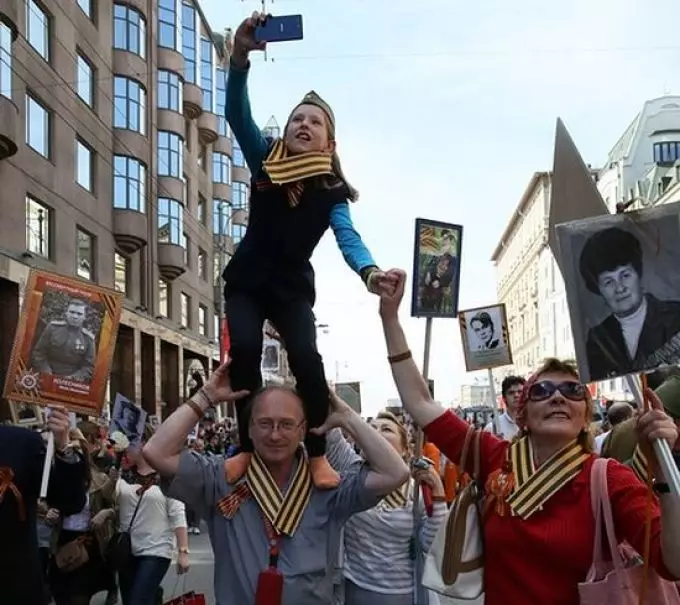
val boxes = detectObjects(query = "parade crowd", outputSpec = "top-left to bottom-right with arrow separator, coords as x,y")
3,11 -> 680,605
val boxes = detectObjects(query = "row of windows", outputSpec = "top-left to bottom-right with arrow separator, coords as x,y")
653,141 -> 680,164
23,89 -> 245,219
27,195 -> 96,279
157,278 -> 211,336
28,192 -> 230,337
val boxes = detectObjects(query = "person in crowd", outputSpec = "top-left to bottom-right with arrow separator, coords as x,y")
143,358 -> 409,604
378,268 -> 680,605
601,366 -> 680,471
115,425 -> 189,605
78,421 -> 116,473
222,11 -> 397,490
579,227 -> 680,379
484,375 -> 525,439
48,428 -> 117,605
338,411 -> 448,605
1,406 -> 88,605
594,400 -> 634,454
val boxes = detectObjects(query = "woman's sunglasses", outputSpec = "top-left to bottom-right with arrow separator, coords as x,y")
528,380 -> 586,402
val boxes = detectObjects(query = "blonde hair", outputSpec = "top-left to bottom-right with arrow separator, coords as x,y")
375,411 -> 411,459
516,357 -> 595,453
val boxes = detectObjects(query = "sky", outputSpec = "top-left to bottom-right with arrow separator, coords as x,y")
200,0 -> 680,416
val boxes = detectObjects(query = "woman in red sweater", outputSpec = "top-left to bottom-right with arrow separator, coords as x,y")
378,269 -> 680,605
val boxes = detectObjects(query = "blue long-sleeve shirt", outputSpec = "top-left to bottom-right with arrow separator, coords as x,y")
224,65 -> 376,275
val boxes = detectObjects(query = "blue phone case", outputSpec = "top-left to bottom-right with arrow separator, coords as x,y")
254,15 -> 304,43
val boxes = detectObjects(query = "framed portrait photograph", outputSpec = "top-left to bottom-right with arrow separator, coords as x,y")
2,269 -> 123,416
9,401 -> 43,427
109,393 -> 147,450
411,218 -> 463,318
458,303 -> 513,372
261,338 -> 280,373
556,203 -> 680,383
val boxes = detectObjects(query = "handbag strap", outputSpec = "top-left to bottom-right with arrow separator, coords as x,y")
126,487 -> 146,533
590,458 -> 626,574
458,427 -> 482,485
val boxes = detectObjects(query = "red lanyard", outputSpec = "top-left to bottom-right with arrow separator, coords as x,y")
262,513 -> 283,569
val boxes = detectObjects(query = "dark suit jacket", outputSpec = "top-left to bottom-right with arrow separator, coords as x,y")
0,426 -> 87,605
586,294 -> 680,381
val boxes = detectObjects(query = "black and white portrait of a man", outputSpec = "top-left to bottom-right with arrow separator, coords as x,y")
110,393 -> 147,448
557,206 -> 680,382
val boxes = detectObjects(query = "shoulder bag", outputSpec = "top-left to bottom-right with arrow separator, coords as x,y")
422,427 -> 485,603
578,457 -> 680,604
105,486 -> 146,570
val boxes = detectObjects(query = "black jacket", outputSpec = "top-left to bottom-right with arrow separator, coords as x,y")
223,171 -> 350,305
585,294 -> 680,381
0,425 -> 87,605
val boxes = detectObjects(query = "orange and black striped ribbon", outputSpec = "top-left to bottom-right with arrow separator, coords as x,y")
506,437 -> 589,520
217,450 -> 312,537
262,139 -> 333,207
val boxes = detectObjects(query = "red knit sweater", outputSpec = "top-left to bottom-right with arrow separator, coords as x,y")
424,410 -> 676,605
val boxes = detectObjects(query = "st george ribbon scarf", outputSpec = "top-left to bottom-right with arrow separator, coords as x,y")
505,437 -> 590,520
262,139 -> 333,208
217,450 -> 313,537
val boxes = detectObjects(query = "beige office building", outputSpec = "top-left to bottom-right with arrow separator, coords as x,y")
0,0 -> 256,420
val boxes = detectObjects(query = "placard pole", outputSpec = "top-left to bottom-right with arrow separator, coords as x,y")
488,367 -> 501,434
39,432 -> 54,499
625,375 -> 680,498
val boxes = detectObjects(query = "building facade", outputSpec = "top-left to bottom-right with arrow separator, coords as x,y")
491,96 -> 680,398
491,172 -> 551,378
0,0 -> 255,421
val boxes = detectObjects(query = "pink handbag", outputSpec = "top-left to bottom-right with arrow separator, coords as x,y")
578,458 -> 680,604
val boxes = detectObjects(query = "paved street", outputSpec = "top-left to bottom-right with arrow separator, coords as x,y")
92,525 -> 216,605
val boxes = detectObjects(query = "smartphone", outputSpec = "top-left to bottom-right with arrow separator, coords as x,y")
254,14 -> 304,43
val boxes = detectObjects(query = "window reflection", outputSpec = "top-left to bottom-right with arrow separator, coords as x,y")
113,156 -> 146,212
158,70 -> 182,111
26,196 -> 51,257
27,0 -> 49,61
158,131 -> 183,178
113,76 -> 146,134
26,94 -> 50,157
182,2 -> 197,83
76,228 -> 94,281
212,153 -> 231,184
200,37 -> 213,111
113,4 -> 146,58
158,0 -> 178,50
0,23 -> 13,98
158,197 -> 182,245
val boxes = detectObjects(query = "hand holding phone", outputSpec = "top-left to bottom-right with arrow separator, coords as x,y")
254,14 -> 304,43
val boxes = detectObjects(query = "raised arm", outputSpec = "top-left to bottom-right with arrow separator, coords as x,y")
314,392 -> 409,497
143,360 -> 249,478
378,270 -> 507,480
226,13 -> 271,174
378,269 -> 445,428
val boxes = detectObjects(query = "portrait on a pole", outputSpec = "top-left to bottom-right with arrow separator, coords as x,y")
261,338 -> 281,373
335,381 -> 362,414
2,269 -> 123,416
110,393 -> 147,450
556,204 -> 680,383
411,218 -> 463,318
458,303 -> 513,372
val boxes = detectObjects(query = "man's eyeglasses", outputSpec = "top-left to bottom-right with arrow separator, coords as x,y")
252,418 -> 304,433
528,381 -> 586,402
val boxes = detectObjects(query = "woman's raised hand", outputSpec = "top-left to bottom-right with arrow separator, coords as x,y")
232,11 -> 268,61
379,269 -> 407,321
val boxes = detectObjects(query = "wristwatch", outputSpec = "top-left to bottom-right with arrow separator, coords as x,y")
178,547 -> 190,555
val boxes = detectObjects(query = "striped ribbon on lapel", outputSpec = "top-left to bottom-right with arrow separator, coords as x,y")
506,437 -> 589,520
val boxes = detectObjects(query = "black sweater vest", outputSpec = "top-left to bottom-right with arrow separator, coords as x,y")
223,173 -> 349,305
